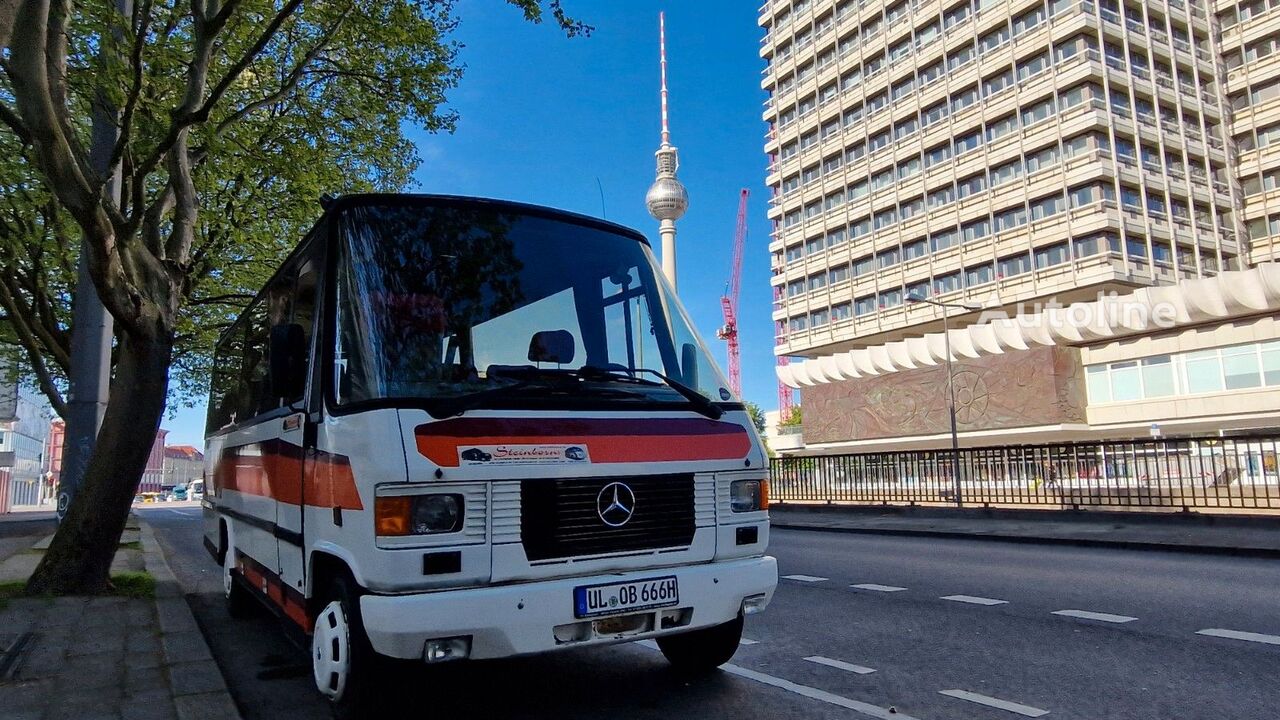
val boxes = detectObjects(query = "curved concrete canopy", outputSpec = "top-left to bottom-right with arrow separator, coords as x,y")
777,264 -> 1280,389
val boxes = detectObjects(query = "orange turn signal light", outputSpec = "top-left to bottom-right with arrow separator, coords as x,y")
760,478 -> 770,510
374,496 -> 411,536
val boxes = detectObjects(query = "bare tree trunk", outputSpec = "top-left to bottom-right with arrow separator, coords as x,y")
25,327 -> 173,595
0,0 -> 17,53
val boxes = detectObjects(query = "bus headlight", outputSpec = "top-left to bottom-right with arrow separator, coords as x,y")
375,494 -> 464,536
729,479 -> 769,513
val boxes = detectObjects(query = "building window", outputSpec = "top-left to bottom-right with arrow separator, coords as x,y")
879,289 -> 903,308
1034,242 -> 1069,269
1183,349 -> 1223,394
933,271 -> 961,295
965,262 -> 994,286
1222,346 -> 1262,390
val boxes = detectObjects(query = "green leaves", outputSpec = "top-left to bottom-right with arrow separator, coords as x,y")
1,0 -> 588,411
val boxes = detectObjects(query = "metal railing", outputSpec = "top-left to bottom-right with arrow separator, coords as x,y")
770,435 -> 1280,512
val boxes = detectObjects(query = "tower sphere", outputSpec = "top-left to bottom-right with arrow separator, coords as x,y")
646,177 -> 689,221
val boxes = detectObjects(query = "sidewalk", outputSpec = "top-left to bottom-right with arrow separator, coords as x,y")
770,504 -> 1280,557
0,517 -> 240,720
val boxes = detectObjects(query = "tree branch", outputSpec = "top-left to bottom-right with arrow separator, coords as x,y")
213,7 -> 351,137
0,102 -> 32,144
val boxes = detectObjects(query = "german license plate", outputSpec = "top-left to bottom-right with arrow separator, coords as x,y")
573,576 -> 679,618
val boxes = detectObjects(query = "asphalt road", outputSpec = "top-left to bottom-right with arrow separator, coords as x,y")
139,506 -> 1280,719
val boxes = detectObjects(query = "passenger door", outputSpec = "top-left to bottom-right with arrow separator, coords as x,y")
272,261 -> 320,602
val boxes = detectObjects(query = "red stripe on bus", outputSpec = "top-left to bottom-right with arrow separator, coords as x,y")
236,551 -> 312,632
414,418 -> 751,467
213,439 -> 363,510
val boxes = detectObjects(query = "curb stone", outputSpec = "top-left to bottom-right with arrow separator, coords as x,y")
770,521 -> 1280,557
138,519 -> 243,720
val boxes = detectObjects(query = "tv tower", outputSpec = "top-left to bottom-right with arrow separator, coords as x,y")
645,11 -> 689,291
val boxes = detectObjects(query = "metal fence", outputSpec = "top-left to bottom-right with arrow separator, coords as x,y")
770,434 -> 1280,512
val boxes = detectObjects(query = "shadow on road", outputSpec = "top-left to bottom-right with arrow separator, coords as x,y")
187,588 -> 751,720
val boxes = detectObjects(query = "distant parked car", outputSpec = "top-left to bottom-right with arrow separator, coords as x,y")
189,480 -> 204,501
171,485 -> 188,501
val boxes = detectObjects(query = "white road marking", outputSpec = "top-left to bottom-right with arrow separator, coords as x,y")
939,689 -> 1049,717
783,574 -> 829,583
940,594 -> 1008,606
168,509 -> 196,517
633,640 -> 912,718
739,638 -> 759,645
1052,609 -> 1137,624
804,655 -> 876,675
1196,628 -> 1280,646
851,583 -> 908,592
723,664 -> 923,720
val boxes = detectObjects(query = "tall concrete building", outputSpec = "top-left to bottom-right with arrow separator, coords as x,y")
760,0 -> 1280,451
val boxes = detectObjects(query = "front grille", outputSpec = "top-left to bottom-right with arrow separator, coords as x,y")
521,475 -> 696,561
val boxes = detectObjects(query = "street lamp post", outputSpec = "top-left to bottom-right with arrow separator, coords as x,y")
907,294 -> 982,507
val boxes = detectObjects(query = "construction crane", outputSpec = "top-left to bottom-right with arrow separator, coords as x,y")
717,189 -> 749,397
777,356 -> 794,420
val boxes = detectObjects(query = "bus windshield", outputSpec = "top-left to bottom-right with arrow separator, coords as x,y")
332,200 -> 732,412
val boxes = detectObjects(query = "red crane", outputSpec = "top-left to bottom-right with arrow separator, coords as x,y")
777,356 -> 794,419
717,189 -> 749,397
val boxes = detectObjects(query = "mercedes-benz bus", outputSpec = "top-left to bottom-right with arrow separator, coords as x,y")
202,194 -> 777,716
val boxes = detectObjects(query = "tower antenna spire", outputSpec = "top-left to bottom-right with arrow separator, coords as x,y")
660,11 -> 670,144
646,11 -> 688,291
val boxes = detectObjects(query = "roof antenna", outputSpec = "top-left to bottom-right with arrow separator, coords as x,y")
596,177 -> 607,219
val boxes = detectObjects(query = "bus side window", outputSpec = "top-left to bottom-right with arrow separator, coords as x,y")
207,323 -> 246,430
284,269 -> 318,406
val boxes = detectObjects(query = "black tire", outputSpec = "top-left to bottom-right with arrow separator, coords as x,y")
313,575 -> 381,719
656,615 -> 744,674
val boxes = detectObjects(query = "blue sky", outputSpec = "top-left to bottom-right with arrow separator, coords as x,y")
164,0 -> 779,445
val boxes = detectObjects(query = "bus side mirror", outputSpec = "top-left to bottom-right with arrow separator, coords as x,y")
269,323 -> 308,400
680,342 -> 699,389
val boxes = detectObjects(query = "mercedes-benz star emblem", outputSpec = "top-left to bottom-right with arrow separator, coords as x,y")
596,482 -> 636,527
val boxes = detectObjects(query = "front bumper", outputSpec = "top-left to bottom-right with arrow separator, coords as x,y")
360,555 -> 778,660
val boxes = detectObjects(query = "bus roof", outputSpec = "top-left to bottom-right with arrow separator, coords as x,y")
326,193 -> 651,246
209,193 -> 652,349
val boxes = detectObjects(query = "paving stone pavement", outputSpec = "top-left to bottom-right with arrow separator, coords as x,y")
0,520 -> 240,720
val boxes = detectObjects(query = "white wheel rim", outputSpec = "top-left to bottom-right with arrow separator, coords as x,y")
312,600 -> 351,702
222,540 -> 234,599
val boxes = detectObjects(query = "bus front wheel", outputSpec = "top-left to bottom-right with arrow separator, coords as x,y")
312,576 -> 379,718
656,615 -> 744,674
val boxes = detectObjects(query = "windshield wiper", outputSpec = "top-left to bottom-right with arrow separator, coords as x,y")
427,371 -> 647,418
426,380 -> 539,419
578,365 -> 723,419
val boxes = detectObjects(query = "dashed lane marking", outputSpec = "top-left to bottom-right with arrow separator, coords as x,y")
739,638 -> 759,645
940,594 -> 1008,606
723,664 -> 924,720
633,640 -> 917,719
939,689 -> 1049,717
804,655 -> 876,674
167,509 -> 196,517
1052,609 -> 1137,623
1196,628 -> 1280,646
850,583 -> 908,592
783,574 -> 829,583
